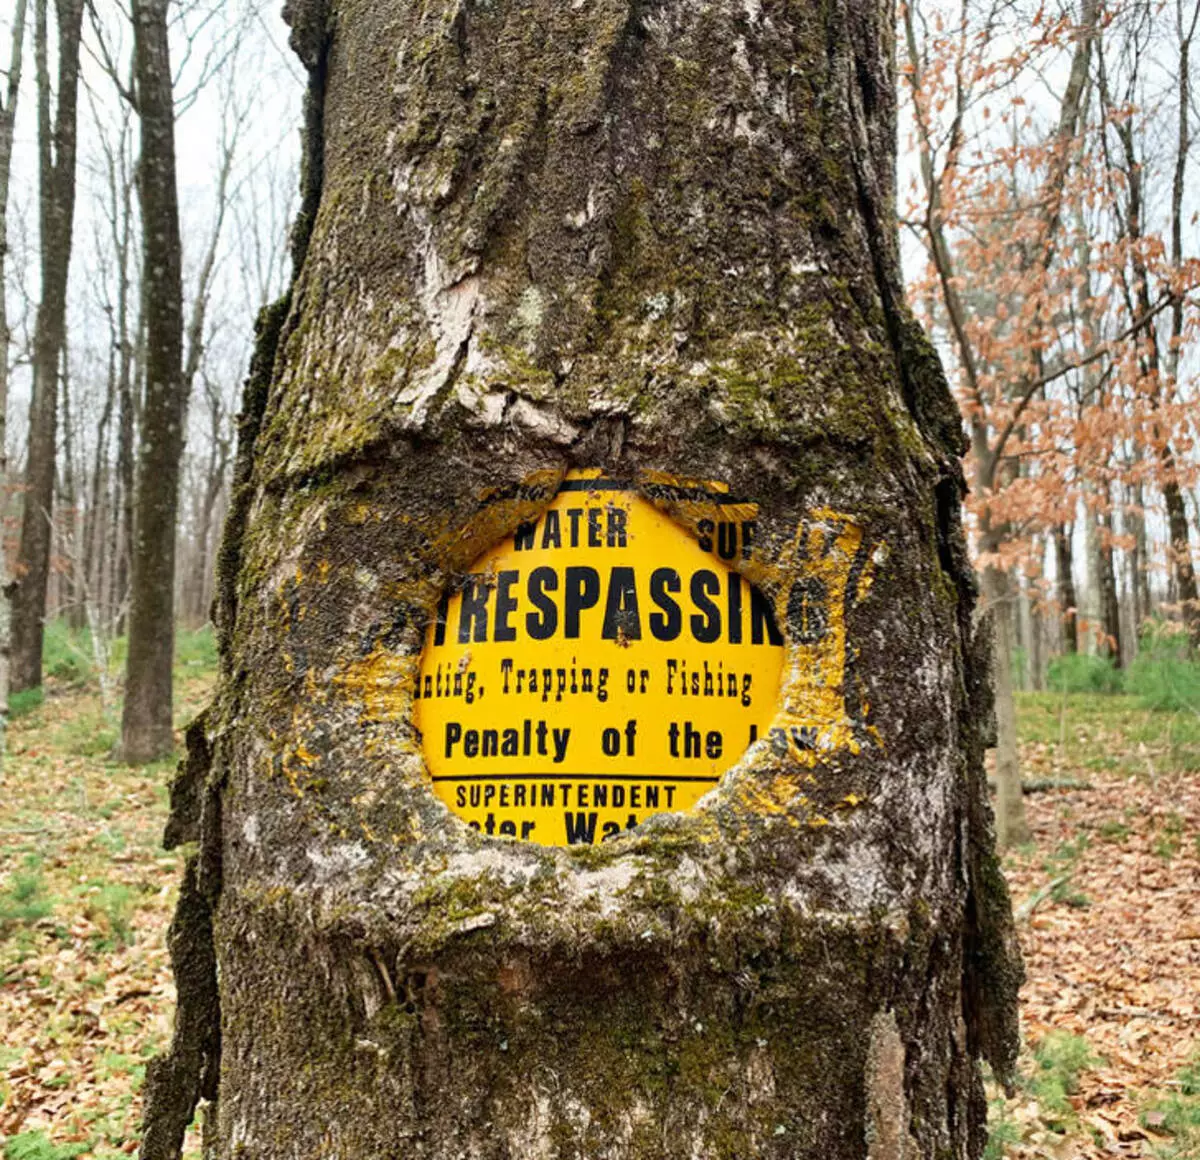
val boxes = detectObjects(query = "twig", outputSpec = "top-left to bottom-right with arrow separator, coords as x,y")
1023,777 -> 1094,793
1097,1006 -> 1200,1023
1016,875 -> 1071,921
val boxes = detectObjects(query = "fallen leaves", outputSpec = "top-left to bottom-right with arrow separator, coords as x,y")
994,693 -> 1200,1158
1,673 -> 211,1154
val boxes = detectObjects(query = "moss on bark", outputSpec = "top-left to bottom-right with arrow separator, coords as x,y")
143,0 -> 1020,1154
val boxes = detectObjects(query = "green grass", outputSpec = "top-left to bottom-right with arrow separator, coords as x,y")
1152,812 -> 1186,860
3,1133 -> 88,1160
1047,652 -> 1123,694
1016,690 -> 1200,777
1027,1031 -> 1100,1130
32,618 -> 217,692
1126,621 -> 1200,713
0,856 -> 53,934
984,1098 -> 1023,1160
1098,819 -> 1131,842
1141,1053 -> 1200,1157
1040,835 -> 1092,908
8,687 -> 45,718
86,883 -> 134,950
175,624 -> 217,671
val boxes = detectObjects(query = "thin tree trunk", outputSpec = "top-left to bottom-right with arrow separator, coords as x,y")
189,378 -> 230,625
142,1 -> 1021,1154
0,0 -> 29,760
10,0 -> 85,692
120,0 -> 185,763
1096,498 -> 1122,667
59,339 -> 85,630
1055,523 -> 1079,653
84,343 -> 115,627
1128,480 -> 1152,633
982,562 -> 1030,847
1101,50 -> 1200,642
1029,562 -> 1045,690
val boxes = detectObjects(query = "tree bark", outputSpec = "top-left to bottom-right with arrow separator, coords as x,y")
0,0 -> 29,764
1054,523 -> 1079,653
144,1 -> 1021,1155
1029,565 -> 1044,691
1096,502 -> 1122,667
10,0 -> 84,692
981,562 -> 1029,848
120,0 -> 186,763
1127,482 -> 1151,635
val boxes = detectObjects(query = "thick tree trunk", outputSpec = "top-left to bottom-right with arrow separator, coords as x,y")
144,1 -> 1021,1155
10,0 -> 84,692
120,0 -> 186,763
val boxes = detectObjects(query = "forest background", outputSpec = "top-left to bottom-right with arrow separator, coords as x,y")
0,0 -> 1197,1156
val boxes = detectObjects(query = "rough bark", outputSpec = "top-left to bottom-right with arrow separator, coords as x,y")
120,0 -> 185,763
145,1 -> 1021,1155
10,0 -> 84,692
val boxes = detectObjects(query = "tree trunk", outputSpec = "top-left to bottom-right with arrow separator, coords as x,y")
1054,523 -> 1078,653
0,0 -> 29,763
1127,482 -> 1151,636
980,563 -> 1029,848
10,0 -> 84,692
1029,567 -> 1044,690
119,0 -> 186,763
143,2 -> 1021,1155
1102,73 -> 1200,643
1093,493 -> 1122,667
59,339 -> 86,630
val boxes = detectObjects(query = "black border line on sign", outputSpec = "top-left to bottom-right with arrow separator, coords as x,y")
431,773 -> 721,783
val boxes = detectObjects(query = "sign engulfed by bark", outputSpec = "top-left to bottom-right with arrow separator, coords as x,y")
416,470 -> 886,845
139,0 -> 1026,1151
416,471 -> 785,844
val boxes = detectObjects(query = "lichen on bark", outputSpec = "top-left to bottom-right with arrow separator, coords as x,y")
143,0 -> 1021,1155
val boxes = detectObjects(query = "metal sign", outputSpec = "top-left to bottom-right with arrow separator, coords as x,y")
415,471 -> 786,845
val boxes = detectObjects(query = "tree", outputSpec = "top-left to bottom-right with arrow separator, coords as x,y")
142,0 -> 1020,1154
0,0 -> 30,765
9,0 -> 84,693
119,0 -> 184,761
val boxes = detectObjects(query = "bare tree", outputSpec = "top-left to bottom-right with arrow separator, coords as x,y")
1097,9 -> 1200,642
0,0 -> 29,761
9,0 -> 85,693
119,0 -> 184,762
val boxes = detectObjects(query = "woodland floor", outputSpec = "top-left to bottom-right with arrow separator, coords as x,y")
0,649 -> 1197,1158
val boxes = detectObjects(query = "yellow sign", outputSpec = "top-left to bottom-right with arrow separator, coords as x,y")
415,472 -> 786,845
